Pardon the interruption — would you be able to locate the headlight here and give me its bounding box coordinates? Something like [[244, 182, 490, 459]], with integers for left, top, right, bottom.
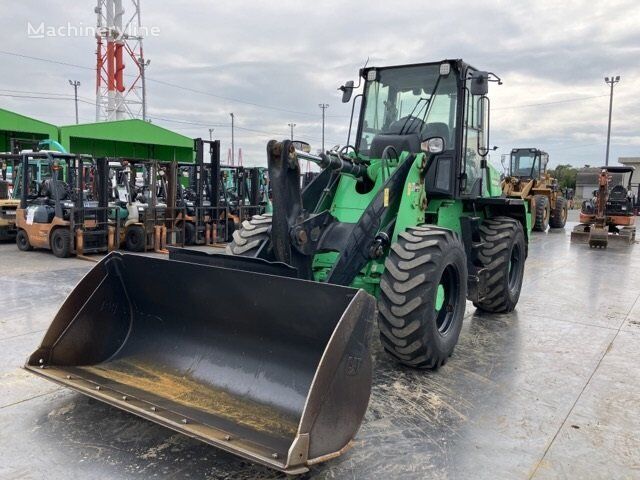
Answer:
[[421, 137, 445, 154]]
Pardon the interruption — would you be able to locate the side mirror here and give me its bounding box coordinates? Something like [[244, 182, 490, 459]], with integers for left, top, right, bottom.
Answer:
[[292, 141, 311, 153], [470, 71, 489, 96], [420, 137, 445, 154], [339, 80, 355, 103]]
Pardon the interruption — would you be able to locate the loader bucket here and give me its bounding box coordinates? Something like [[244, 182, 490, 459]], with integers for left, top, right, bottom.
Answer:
[[25, 252, 375, 474]]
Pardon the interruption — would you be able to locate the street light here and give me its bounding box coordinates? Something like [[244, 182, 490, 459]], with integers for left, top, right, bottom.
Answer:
[[288, 122, 296, 141], [137, 57, 151, 121], [318, 103, 329, 152], [68, 80, 81, 124], [209, 128, 215, 141], [604, 75, 620, 166], [230, 113, 235, 165]]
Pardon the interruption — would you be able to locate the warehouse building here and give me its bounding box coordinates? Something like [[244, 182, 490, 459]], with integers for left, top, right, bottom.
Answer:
[[0, 108, 58, 152], [0, 108, 194, 163]]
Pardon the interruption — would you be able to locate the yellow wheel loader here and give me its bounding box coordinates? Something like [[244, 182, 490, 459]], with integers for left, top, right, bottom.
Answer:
[[502, 148, 568, 231]]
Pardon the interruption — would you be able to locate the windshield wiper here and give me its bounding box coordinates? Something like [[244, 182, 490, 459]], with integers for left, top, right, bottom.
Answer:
[[399, 75, 443, 135], [399, 97, 429, 135]]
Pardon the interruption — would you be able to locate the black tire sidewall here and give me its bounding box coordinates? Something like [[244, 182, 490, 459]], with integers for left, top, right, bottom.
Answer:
[[500, 225, 526, 308], [125, 226, 145, 252], [184, 222, 196, 245], [534, 195, 550, 231], [16, 230, 31, 251], [421, 245, 468, 356], [51, 229, 71, 258]]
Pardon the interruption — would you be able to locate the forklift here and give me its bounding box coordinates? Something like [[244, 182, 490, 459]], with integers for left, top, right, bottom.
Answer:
[[0, 157, 20, 241], [7, 151, 110, 258], [107, 158, 170, 252], [172, 139, 227, 245]]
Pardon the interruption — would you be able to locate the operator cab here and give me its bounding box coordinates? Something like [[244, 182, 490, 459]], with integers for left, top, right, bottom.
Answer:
[[349, 60, 500, 198], [509, 148, 548, 181]]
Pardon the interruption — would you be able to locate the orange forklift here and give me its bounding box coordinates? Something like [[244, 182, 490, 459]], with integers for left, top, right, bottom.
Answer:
[[9, 151, 111, 258]]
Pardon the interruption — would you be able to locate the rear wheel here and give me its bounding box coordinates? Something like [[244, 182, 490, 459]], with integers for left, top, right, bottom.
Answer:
[[533, 195, 550, 231], [377, 227, 468, 369], [125, 225, 145, 252], [184, 222, 196, 245], [549, 196, 568, 228], [473, 217, 526, 313], [16, 229, 32, 251], [50, 228, 72, 258], [226, 214, 273, 256]]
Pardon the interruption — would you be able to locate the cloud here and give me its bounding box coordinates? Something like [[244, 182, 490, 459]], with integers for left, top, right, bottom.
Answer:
[[0, 0, 638, 167]]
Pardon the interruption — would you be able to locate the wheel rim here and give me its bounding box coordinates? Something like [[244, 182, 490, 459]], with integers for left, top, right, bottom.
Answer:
[[508, 243, 523, 293], [54, 235, 62, 250], [434, 265, 460, 335]]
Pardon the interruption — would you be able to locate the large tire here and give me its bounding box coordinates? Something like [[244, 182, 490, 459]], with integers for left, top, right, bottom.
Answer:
[[50, 228, 72, 258], [377, 227, 468, 369], [473, 217, 526, 313], [533, 195, 550, 231], [16, 229, 32, 251], [125, 225, 145, 252], [549, 196, 568, 228], [226, 214, 273, 256]]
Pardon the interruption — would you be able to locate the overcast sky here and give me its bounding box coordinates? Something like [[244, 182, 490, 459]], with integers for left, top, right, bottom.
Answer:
[[1, 0, 639, 168]]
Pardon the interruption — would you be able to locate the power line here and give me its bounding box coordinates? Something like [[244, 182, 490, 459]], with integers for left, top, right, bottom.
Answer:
[[493, 95, 609, 110], [0, 49, 348, 118]]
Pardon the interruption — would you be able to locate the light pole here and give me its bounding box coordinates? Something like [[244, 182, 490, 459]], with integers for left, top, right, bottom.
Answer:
[[230, 113, 235, 165], [209, 128, 214, 141], [68, 80, 81, 124], [604, 75, 620, 166], [137, 57, 150, 121], [318, 103, 329, 152], [288, 122, 296, 141]]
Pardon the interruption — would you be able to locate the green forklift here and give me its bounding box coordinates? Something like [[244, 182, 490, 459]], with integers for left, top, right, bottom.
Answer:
[[26, 59, 531, 474]]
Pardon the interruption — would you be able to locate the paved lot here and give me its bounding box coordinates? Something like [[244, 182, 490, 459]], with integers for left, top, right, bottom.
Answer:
[[0, 213, 639, 479]]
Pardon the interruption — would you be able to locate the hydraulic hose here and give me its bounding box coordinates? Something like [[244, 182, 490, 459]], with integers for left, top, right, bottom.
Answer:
[[296, 150, 368, 179]]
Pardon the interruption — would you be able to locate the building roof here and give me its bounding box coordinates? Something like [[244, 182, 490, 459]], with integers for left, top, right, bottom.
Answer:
[[59, 119, 193, 148], [0, 108, 58, 137]]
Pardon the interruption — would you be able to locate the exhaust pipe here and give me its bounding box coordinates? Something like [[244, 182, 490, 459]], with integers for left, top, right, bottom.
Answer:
[[25, 252, 375, 474]]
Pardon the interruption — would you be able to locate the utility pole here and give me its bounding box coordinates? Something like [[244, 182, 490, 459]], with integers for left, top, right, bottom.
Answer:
[[318, 103, 329, 152], [69, 80, 81, 124], [230, 113, 235, 165], [288, 122, 296, 141], [604, 75, 620, 166], [208, 128, 214, 141], [137, 56, 150, 121]]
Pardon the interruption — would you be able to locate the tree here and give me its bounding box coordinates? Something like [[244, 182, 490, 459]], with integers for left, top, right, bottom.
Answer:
[[548, 164, 577, 190]]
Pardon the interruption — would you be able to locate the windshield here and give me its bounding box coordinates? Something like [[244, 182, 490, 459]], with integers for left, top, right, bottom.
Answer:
[[510, 150, 538, 178], [358, 64, 458, 156]]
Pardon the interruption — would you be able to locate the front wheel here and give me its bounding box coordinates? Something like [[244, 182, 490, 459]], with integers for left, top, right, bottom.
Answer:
[[473, 217, 526, 313], [16, 229, 33, 251], [50, 228, 72, 258], [549, 196, 568, 228], [125, 225, 146, 252], [377, 227, 468, 369], [533, 195, 550, 231]]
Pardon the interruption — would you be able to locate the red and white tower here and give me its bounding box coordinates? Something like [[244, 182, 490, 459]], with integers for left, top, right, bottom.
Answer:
[[95, 0, 148, 121]]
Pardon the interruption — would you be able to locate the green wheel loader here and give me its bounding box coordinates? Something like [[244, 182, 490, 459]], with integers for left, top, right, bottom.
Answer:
[[25, 59, 531, 474]]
